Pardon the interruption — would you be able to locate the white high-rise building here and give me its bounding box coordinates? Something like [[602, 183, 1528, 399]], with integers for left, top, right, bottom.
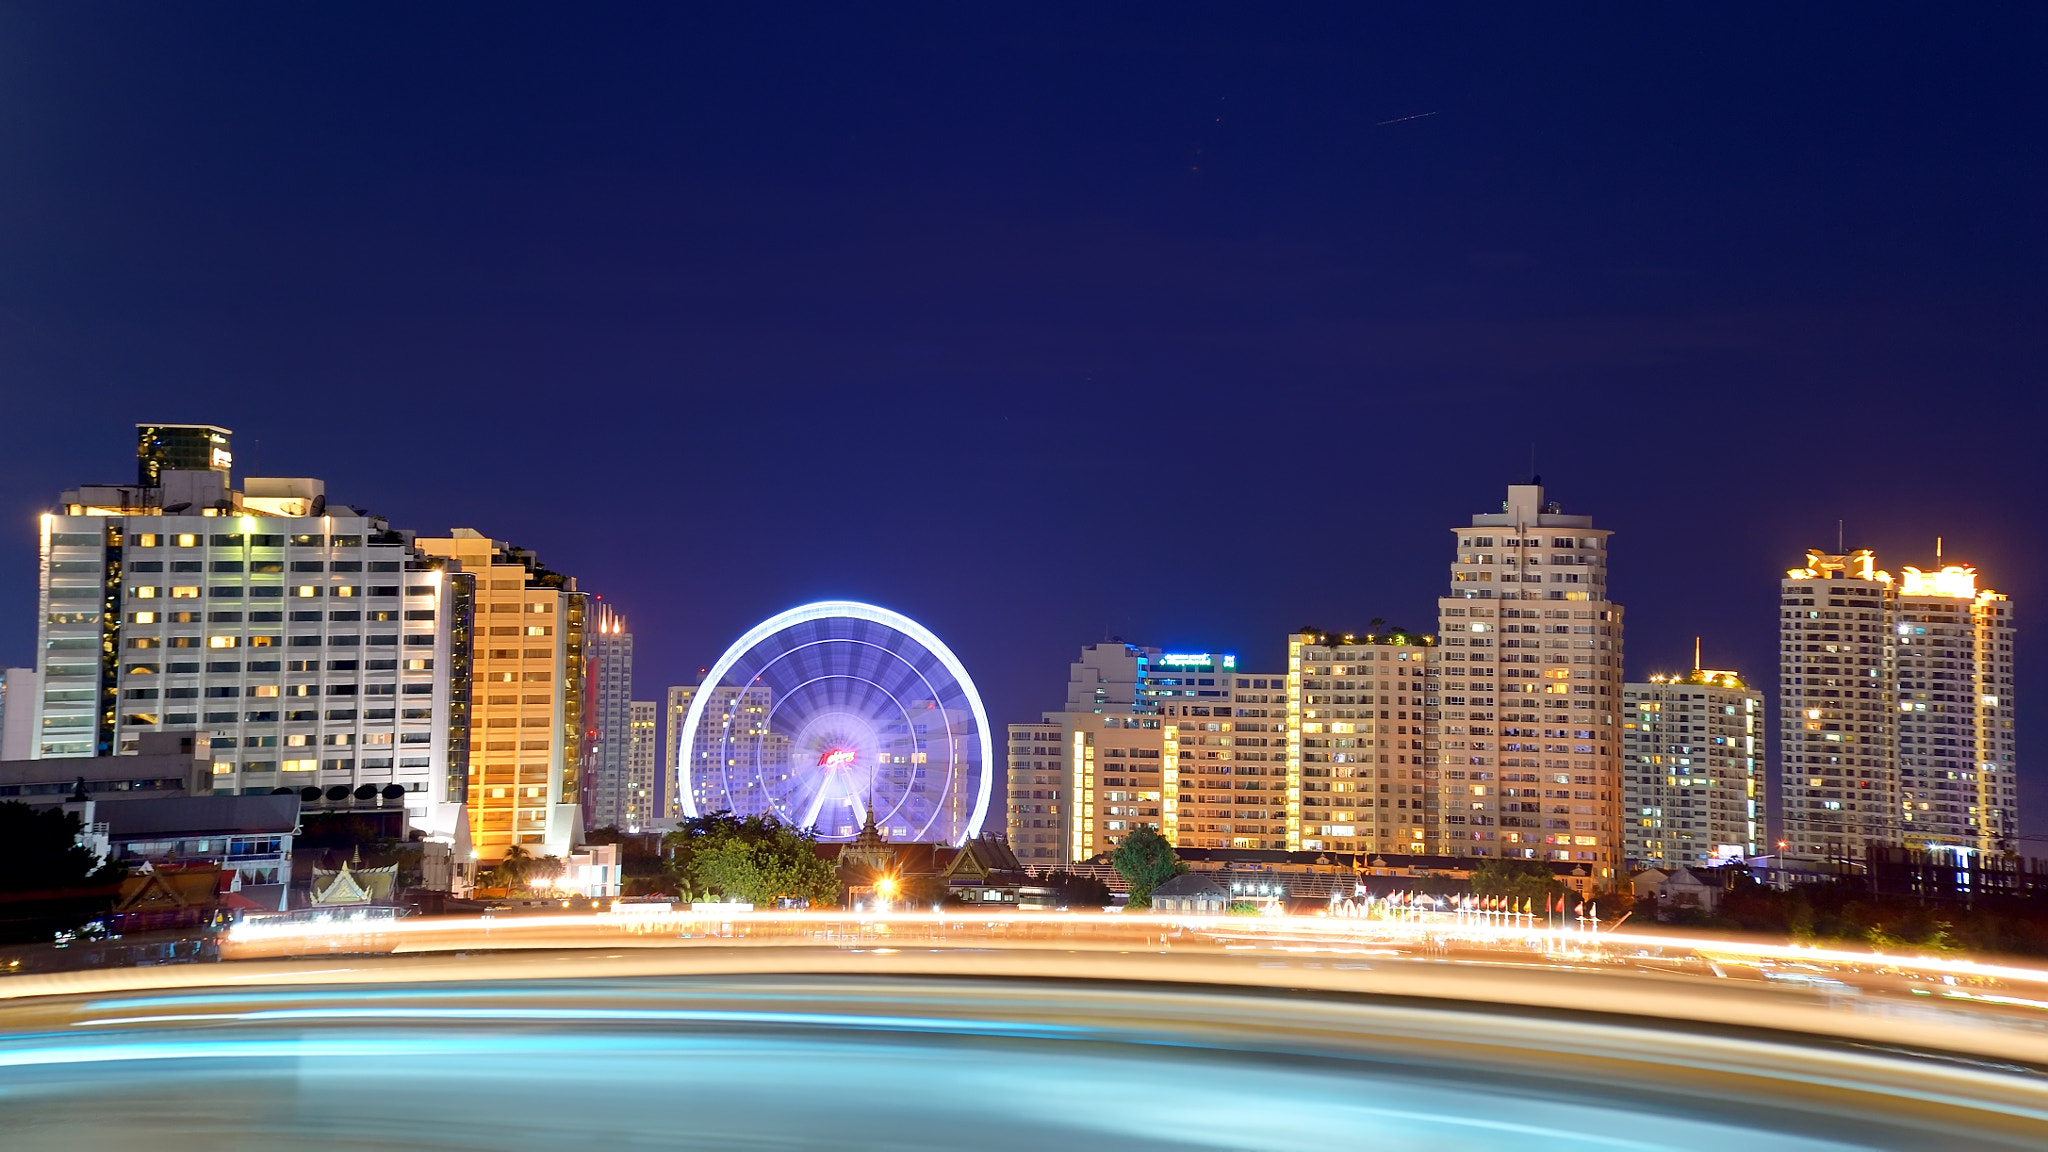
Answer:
[[584, 603, 638, 830], [1893, 561, 2017, 858], [1622, 661, 1762, 869], [32, 424, 471, 844], [1437, 482, 1624, 882], [665, 682, 783, 821], [1778, 550, 1899, 866]]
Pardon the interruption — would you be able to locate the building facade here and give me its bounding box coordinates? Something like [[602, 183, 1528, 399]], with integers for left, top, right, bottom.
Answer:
[[1894, 562, 2017, 858], [1286, 630, 1435, 856], [32, 425, 470, 843], [624, 699, 658, 831], [1778, 550, 1899, 866], [1436, 482, 1624, 882], [1622, 665, 1762, 869], [583, 603, 638, 830], [664, 682, 780, 822], [415, 530, 586, 861]]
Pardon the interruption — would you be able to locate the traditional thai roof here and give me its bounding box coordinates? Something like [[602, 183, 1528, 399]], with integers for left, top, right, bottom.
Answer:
[[310, 860, 398, 906]]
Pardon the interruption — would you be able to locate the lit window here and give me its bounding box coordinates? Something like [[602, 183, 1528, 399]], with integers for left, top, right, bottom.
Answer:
[[332, 586, 357, 598], [282, 758, 316, 772], [295, 585, 320, 598], [133, 587, 158, 599], [174, 534, 198, 547], [170, 586, 200, 599], [212, 761, 235, 775], [208, 636, 239, 649]]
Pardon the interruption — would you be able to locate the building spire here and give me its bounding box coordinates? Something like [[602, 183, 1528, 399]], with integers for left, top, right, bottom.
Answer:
[[1693, 636, 1701, 673]]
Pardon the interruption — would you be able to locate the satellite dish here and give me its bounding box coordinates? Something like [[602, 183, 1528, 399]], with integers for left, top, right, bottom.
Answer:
[[162, 502, 191, 514]]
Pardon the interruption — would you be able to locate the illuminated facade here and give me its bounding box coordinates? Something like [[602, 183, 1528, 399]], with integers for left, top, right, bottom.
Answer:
[[666, 682, 785, 823], [415, 531, 587, 862], [1622, 665, 1761, 868], [1894, 563, 2016, 857], [1437, 482, 1624, 879], [1778, 550, 1899, 865], [625, 699, 658, 831], [584, 603, 640, 830], [1167, 664, 1287, 851], [31, 425, 471, 844], [1287, 631, 1435, 855], [1006, 645, 1249, 862]]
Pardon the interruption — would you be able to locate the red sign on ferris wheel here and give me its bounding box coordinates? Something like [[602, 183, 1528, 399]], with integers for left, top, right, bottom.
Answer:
[[819, 747, 858, 769]]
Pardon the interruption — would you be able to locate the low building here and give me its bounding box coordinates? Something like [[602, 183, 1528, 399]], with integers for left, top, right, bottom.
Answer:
[[1148, 872, 1227, 914], [1631, 865, 1722, 916], [102, 793, 300, 907]]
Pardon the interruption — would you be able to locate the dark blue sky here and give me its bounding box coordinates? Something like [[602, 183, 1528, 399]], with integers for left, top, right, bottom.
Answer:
[[3, 7, 2043, 833]]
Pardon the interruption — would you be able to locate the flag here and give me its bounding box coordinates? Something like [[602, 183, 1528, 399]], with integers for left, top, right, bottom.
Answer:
[[1574, 900, 1585, 917]]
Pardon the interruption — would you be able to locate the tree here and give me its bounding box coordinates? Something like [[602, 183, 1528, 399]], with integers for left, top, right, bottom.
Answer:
[[1040, 870, 1112, 909], [0, 801, 127, 943], [663, 811, 837, 908], [1469, 859, 1573, 907], [497, 844, 535, 891], [1110, 827, 1185, 909]]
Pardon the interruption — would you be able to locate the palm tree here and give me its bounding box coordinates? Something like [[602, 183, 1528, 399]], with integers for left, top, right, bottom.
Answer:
[[499, 845, 534, 891]]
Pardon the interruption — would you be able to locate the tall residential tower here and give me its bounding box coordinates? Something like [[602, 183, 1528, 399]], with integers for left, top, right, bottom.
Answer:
[[1778, 550, 1899, 866], [1437, 482, 1624, 882]]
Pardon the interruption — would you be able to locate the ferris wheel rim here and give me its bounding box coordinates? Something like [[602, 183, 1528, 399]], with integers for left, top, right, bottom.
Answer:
[[677, 600, 993, 845]]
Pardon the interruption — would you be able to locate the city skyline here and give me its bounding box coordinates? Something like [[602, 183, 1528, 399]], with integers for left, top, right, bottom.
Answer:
[[1, 9, 2040, 839]]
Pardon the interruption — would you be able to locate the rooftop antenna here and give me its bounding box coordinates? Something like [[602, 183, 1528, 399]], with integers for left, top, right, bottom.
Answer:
[[1937, 535, 1944, 562], [1837, 519, 1844, 553], [1693, 636, 1701, 673]]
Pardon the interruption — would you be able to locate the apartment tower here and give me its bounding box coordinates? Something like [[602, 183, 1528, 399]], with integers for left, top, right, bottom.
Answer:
[[584, 602, 638, 830], [1286, 629, 1437, 855], [1621, 658, 1762, 869], [1778, 550, 1899, 866], [416, 531, 587, 861], [1894, 560, 2017, 858], [1437, 482, 1624, 881]]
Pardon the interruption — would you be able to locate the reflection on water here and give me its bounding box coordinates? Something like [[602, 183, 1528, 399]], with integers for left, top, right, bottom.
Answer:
[[3, 974, 2043, 1150]]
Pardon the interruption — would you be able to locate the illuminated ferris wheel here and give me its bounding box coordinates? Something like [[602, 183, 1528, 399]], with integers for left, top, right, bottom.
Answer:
[[678, 601, 992, 845]]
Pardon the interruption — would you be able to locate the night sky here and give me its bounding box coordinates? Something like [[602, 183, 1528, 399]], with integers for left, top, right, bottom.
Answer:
[[3, 9, 2043, 835]]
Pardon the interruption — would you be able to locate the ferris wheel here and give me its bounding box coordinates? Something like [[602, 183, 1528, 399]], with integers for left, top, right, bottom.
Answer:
[[678, 601, 992, 845]]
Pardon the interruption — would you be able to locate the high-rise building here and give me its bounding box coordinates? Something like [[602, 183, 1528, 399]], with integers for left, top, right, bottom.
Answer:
[[625, 699, 658, 832], [665, 682, 780, 821], [415, 531, 587, 861], [1062, 642, 1164, 713], [1437, 482, 1624, 880], [1778, 550, 1899, 866], [583, 602, 638, 830], [1622, 659, 1762, 869], [31, 426, 471, 844], [1893, 561, 2017, 858], [1285, 630, 1436, 855], [0, 667, 35, 761], [1172, 665, 1290, 851], [1006, 644, 1248, 864]]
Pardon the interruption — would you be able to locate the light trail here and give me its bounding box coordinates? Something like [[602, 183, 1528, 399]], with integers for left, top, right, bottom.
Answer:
[[214, 907, 2048, 989]]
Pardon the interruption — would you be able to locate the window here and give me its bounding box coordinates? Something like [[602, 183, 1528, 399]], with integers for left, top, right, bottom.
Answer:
[[294, 585, 321, 598], [170, 586, 200, 598]]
